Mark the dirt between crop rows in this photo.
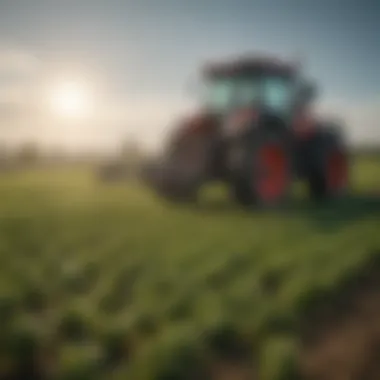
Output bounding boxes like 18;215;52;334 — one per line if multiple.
298;251;380;380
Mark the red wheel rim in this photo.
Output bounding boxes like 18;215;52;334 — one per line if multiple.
327;150;348;192
256;144;288;202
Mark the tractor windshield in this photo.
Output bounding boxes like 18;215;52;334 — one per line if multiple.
205;75;294;114
204;76;260;113
204;77;233;113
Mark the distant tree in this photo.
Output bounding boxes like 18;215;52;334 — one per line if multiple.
119;138;144;165
0;143;8;169
15;142;40;166
0;143;7;159
52;149;68;163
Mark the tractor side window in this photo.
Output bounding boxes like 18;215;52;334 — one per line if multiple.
263;77;293;113
205;79;234;112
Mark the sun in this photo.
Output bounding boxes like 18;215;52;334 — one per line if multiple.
50;80;92;119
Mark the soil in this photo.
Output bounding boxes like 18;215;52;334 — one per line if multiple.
298;251;380;380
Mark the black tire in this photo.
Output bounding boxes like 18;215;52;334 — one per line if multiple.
146;132;215;204
306;130;349;200
143;157;202;204
228;132;292;208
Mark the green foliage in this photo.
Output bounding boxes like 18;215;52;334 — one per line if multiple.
55;343;103;380
0;156;379;378
261;336;301;380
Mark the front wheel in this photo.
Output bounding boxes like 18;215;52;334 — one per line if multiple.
229;137;292;208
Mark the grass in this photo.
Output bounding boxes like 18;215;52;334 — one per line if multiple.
0;155;379;379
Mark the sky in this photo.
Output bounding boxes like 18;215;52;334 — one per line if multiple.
0;0;379;153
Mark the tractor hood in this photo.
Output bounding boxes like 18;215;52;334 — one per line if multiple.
178;106;268;138
178;110;220;136
222;106;290;137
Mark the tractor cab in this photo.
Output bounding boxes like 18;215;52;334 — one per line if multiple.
201;55;315;123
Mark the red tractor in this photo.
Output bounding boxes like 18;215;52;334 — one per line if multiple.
143;54;349;208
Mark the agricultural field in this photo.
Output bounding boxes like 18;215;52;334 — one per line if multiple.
0;154;379;379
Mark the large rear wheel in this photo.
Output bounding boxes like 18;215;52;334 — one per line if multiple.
143;131;216;204
307;132;349;200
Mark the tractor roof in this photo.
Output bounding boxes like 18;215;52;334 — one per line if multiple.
203;54;299;78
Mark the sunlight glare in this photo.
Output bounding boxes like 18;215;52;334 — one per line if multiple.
50;80;93;119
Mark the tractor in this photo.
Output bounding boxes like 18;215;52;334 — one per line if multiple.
142;54;349;208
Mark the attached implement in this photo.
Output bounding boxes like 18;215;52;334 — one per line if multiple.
143;54;349;208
